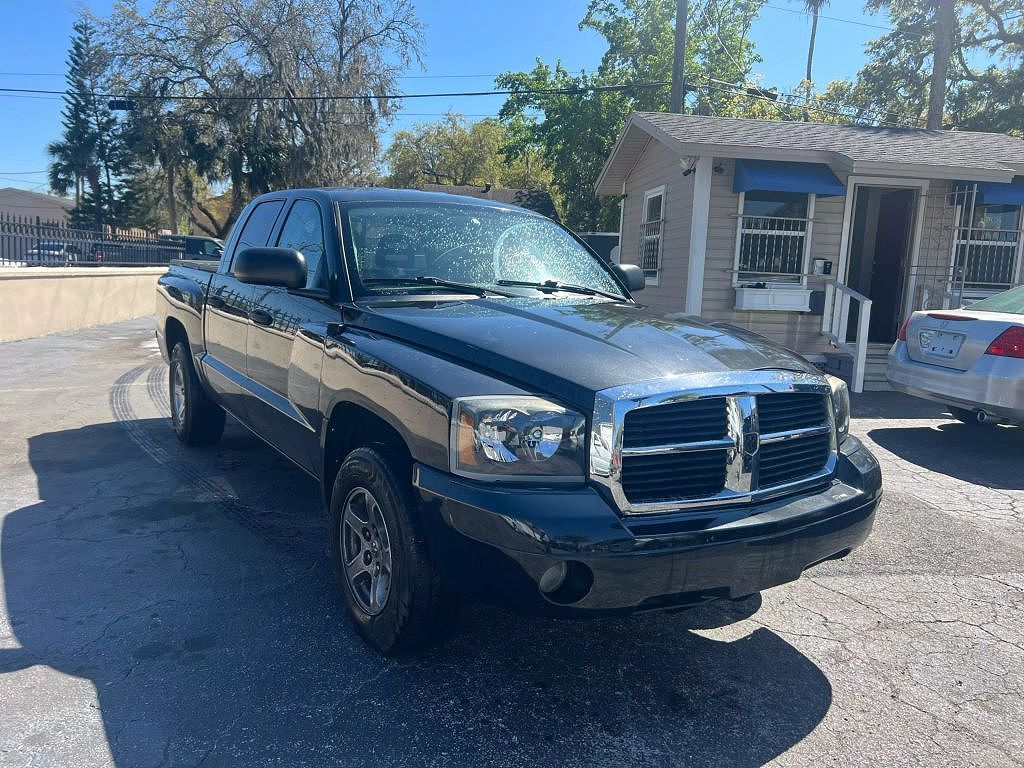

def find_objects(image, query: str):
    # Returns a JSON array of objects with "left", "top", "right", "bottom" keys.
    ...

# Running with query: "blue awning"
[
  {"left": 733, "top": 159, "right": 846, "bottom": 197},
  {"left": 954, "top": 177, "right": 1024, "bottom": 206}
]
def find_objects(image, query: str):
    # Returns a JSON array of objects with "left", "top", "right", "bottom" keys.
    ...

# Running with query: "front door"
[
  {"left": 246, "top": 198, "right": 340, "bottom": 473},
  {"left": 201, "top": 197, "right": 286, "bottom": 421},
  {"left": 844, "top": 186, "right": 918, "bottom": 343}
]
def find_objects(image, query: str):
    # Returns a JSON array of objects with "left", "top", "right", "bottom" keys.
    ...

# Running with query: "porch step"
[
  {"left": 862, "top": 348, "right": 893, "bottom": 390},
  {"left": 819, "top": 346, "right": 893, "bottom": 391}
]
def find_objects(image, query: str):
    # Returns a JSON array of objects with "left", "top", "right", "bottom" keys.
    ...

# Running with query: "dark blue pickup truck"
[{"left": 156, "top": 188, "right": 881, "bottom": 655}]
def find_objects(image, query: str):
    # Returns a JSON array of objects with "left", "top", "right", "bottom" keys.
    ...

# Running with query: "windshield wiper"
[
  {"left": 361, "top": 276, "right": 517, "bottom": 297},
  {"left": 495, "top": 278, "right": 623, "bottom": 301}
]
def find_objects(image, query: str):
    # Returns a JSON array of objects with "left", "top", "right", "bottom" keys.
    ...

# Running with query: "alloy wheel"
[
  {"left": 171, "top": 360, "right": 186, "bottom": 426},
  {"left": 340, "top": 486, "right": 393, "bottom": 616}
]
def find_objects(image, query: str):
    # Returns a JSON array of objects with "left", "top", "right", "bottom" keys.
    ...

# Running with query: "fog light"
[{"left": 538, "top": 562, "right": 568, "bottom": 594}]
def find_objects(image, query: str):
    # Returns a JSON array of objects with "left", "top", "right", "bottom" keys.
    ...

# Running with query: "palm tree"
[{"left": 802, "top": 0, "right": 829, "bottom": 119}]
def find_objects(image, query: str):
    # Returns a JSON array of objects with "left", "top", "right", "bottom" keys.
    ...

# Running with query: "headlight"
[
  {"left": 826, "top": 375, "right": 850, "bottom": 442},
  {"left": 451, "top": 396, "right": 586, "bottom": 482}
]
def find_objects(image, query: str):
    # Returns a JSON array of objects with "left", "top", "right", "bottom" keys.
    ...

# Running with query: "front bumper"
[
  {"left": 413, "top": 435, "right": 881, "bottom": 616},
  {"left": 886, "top": 341, "right": 1024, "bottom": 422}
]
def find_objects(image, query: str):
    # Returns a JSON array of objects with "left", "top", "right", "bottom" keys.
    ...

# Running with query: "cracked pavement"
[{"left": 1, "top": 318, "right": 1022, "bottom": 767}]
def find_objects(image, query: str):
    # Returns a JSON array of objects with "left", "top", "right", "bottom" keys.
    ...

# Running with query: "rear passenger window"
[
  {"left": 276, "top": 200, "right": 327, "bottom": 289},
  {"left": 233, "top": 200, "right": 285, "bottom": 262}
]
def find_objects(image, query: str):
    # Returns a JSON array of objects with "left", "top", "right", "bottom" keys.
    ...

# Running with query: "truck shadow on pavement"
[
  {"left": 867, "top": 421, "right": 1024, "bottom": 490},
  {"left": 2, "top": 419, "right": 832, "bottom": 767}
]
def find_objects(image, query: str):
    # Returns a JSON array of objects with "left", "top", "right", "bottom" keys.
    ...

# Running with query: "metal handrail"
[{"left": 822, "top": 281, "right": 872, "bottom": 393}]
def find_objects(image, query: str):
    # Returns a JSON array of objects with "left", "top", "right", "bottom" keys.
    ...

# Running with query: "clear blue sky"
[{"left": 0, "top": 0, "right": 891, "bottom": 194}]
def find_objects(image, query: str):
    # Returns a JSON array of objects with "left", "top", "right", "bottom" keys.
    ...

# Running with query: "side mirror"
[
  {"left": 234, "top": 247, "right": 306, "bottom": 288},
  {"left": 614, "top": 263, "right": 646, "bottom": 293}
]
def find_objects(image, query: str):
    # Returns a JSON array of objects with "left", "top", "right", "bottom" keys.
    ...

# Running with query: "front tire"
[
  {"left": 169, "top": 341, "right": 225, "bottom": 446},
  {"left": 329, "top": 447, "right": 459, "bottom": 655}
]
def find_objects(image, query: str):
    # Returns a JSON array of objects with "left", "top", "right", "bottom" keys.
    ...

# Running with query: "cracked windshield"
[{"left": 345, "top": 204, "right": 624, "bottom": 296}]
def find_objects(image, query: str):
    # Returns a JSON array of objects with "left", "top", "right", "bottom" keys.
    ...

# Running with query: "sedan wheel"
[{"left": 341, "top": 486, "right": 393, "bottom": 616}]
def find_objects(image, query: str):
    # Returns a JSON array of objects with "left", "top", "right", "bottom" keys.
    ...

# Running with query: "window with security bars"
[
  {"left": 640, "top": 188, "right": 664, "bottom": 279},
  {"left": 953, "top": 203, "right": 1022, "bottom": 293},
  {"left": 735, "top": 190, "right": 811, "bottom": 284}
]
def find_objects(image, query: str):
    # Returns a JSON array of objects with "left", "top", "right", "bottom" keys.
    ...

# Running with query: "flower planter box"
[{"left": 734, "top": 286, "right": 812, "bottom": 312}]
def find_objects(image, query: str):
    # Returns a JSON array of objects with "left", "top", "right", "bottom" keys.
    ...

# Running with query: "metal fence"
[{"left": 0, "top": 213, "right": 184, "bottom": 267}]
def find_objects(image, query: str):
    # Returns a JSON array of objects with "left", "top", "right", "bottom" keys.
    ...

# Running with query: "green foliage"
[
  {"left": 47, "top": 20, "right": 126, "bottom": 229},
  {"left": 847, "top": 0, "right": 1024, "bottom": 131},
  {"left": 98, "top": 0, "right": 423, "bottom": 235},
  {"left": 384, "top": 113, "right": 553, "bottom": 191},
  {"left": 498, "top": 0, "right": 764, "bottom": 230}
]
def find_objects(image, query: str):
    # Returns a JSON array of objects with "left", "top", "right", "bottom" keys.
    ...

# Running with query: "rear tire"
[
  {"left": 169, "top": 341, "right": 225, "bottom": 446},
  {"left": 329, "top": 447, "right": 459, "bottom": 655},
  {"left": 948, "top": 406, "right": 993, "bottom": 427}
]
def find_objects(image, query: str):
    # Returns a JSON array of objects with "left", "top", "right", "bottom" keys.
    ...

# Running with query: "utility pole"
[
  {"left": 927, "top": 0, "right": 954, "bottom": 130},
  {"left": 670, "top": 0, "right": 689, "bottom": 114}
]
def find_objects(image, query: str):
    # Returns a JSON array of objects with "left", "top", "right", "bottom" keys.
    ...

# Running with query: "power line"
[
  {"left": 761, "top": 3, "right": 926, "bottom": 38},
  {"left": 0, "top": 81, "right": 670, "bottom": 102},
  {"left": 697, "top": 78, "right": 923, "bottom": 129},
  {"left": 0, "top": 70, "right": 926, "bottom": 130}
]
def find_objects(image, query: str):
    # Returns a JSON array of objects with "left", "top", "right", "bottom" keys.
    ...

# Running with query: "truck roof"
[{"left": 254, "top": 187, "right": 545, "bottom": 215}]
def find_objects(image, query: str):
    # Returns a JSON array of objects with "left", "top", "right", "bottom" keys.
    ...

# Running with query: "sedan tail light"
[
  {"left": 984, "top": 326, "right": 1024, "bottom": 358},
  {"left": 897, "top": 316, "right": 911, "bottom": 341}
]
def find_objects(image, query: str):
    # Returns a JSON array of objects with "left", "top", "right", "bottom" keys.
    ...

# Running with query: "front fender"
[{"left": 319, "top": 327, "right": 530, "bottom": 472}]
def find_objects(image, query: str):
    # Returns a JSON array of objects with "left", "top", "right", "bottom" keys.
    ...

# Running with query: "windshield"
[
  {"left": 967, "top": 286, "right": 1024, "bottom": 315},
  {"left": 342, "top": 202, "right": 625, "bottom": 298}
]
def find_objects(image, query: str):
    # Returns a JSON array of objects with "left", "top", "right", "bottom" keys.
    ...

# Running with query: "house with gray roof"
[{"left": 597, "top": 113, "right": 1024, "bottom": 390}]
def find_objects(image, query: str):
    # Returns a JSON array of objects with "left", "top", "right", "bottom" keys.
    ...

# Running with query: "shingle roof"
[{"left": 596, "top": 113, "right": 1024, "bottom": 194}]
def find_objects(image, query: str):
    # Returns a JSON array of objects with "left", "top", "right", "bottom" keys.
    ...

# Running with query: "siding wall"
[
  {"left": 617, "top": 144, "right": 964, "bottom": 356},
  {"left": 618, "top": 139, "right": 694, "bottom": 311},
  {"left": 699, "top": 158, "right": 842, "bottom": 355}
]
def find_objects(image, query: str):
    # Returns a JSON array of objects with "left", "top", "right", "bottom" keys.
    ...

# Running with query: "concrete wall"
[{"left": 0, "top": 267, "right": 163, "bottom": 343}]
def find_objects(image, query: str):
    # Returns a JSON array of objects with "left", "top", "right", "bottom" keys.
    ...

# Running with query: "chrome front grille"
[
  {"left": 622, "top": 396, "right": 727, "bottom": 447},
  {"left": 758, "top": 432, "right": 831, "bottom": 487},
  {"left": 590, "top": 372, "right": 837, "bottom": 514},
  {"left": 620, "top": 447, "right": 730, "bottom": 503},
  {"left": 757, "top": 392, "right": 828, "bottom": 432}
]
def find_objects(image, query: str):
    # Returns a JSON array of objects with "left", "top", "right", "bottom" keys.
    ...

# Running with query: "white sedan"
[{"left": 887, "top": 286, "right": 1024, "bottom": 426}]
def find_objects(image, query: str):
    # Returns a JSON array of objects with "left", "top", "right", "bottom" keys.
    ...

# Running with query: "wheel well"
[
  {"left": 165, "top": 316, "right": 187, "bottom": 354},
  {"left": 322, "top": 402, "right": 413, "bottom": 505}
]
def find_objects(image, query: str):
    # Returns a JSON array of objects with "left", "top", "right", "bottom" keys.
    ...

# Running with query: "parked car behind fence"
[{"left": 0, "top": 212, "right": 186, "bottom": 267}]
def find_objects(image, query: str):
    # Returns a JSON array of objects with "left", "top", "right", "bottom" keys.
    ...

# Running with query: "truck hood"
[{"left": 351, "top": 297, "right": 818, "bottom": 406}]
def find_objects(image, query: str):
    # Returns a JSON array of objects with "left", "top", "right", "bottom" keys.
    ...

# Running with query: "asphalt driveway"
[{"left": 1, "top": 318, "right": 1022, "bottom": 767}]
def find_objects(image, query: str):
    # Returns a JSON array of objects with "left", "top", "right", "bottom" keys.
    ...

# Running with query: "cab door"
[
  {"left": 201, "top": 198, "right": 285, "bottom": 421},
  {"left": 246, "top": 197, "right": 341, "bottom": 472}
]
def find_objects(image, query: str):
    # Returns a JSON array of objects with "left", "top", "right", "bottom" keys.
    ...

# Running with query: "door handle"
[
  {"left": 208, "top": 295, "right": 225, "bottom": 309},
  {"left": 250, "top": 309, "right": 274, "bottom": 327}
]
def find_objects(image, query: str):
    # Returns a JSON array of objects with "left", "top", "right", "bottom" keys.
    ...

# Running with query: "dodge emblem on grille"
[{"left": 743, "top": 431, "right": 760, "bottom": 455}]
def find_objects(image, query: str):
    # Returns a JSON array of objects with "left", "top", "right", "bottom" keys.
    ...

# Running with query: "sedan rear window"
[{"left": 967, "top": 286, "right": 1024, "bottom": 315}]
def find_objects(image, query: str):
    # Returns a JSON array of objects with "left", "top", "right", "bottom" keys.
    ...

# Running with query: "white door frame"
[{"left": 832, "top": 175, "right": 929, "bottom": 333}]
